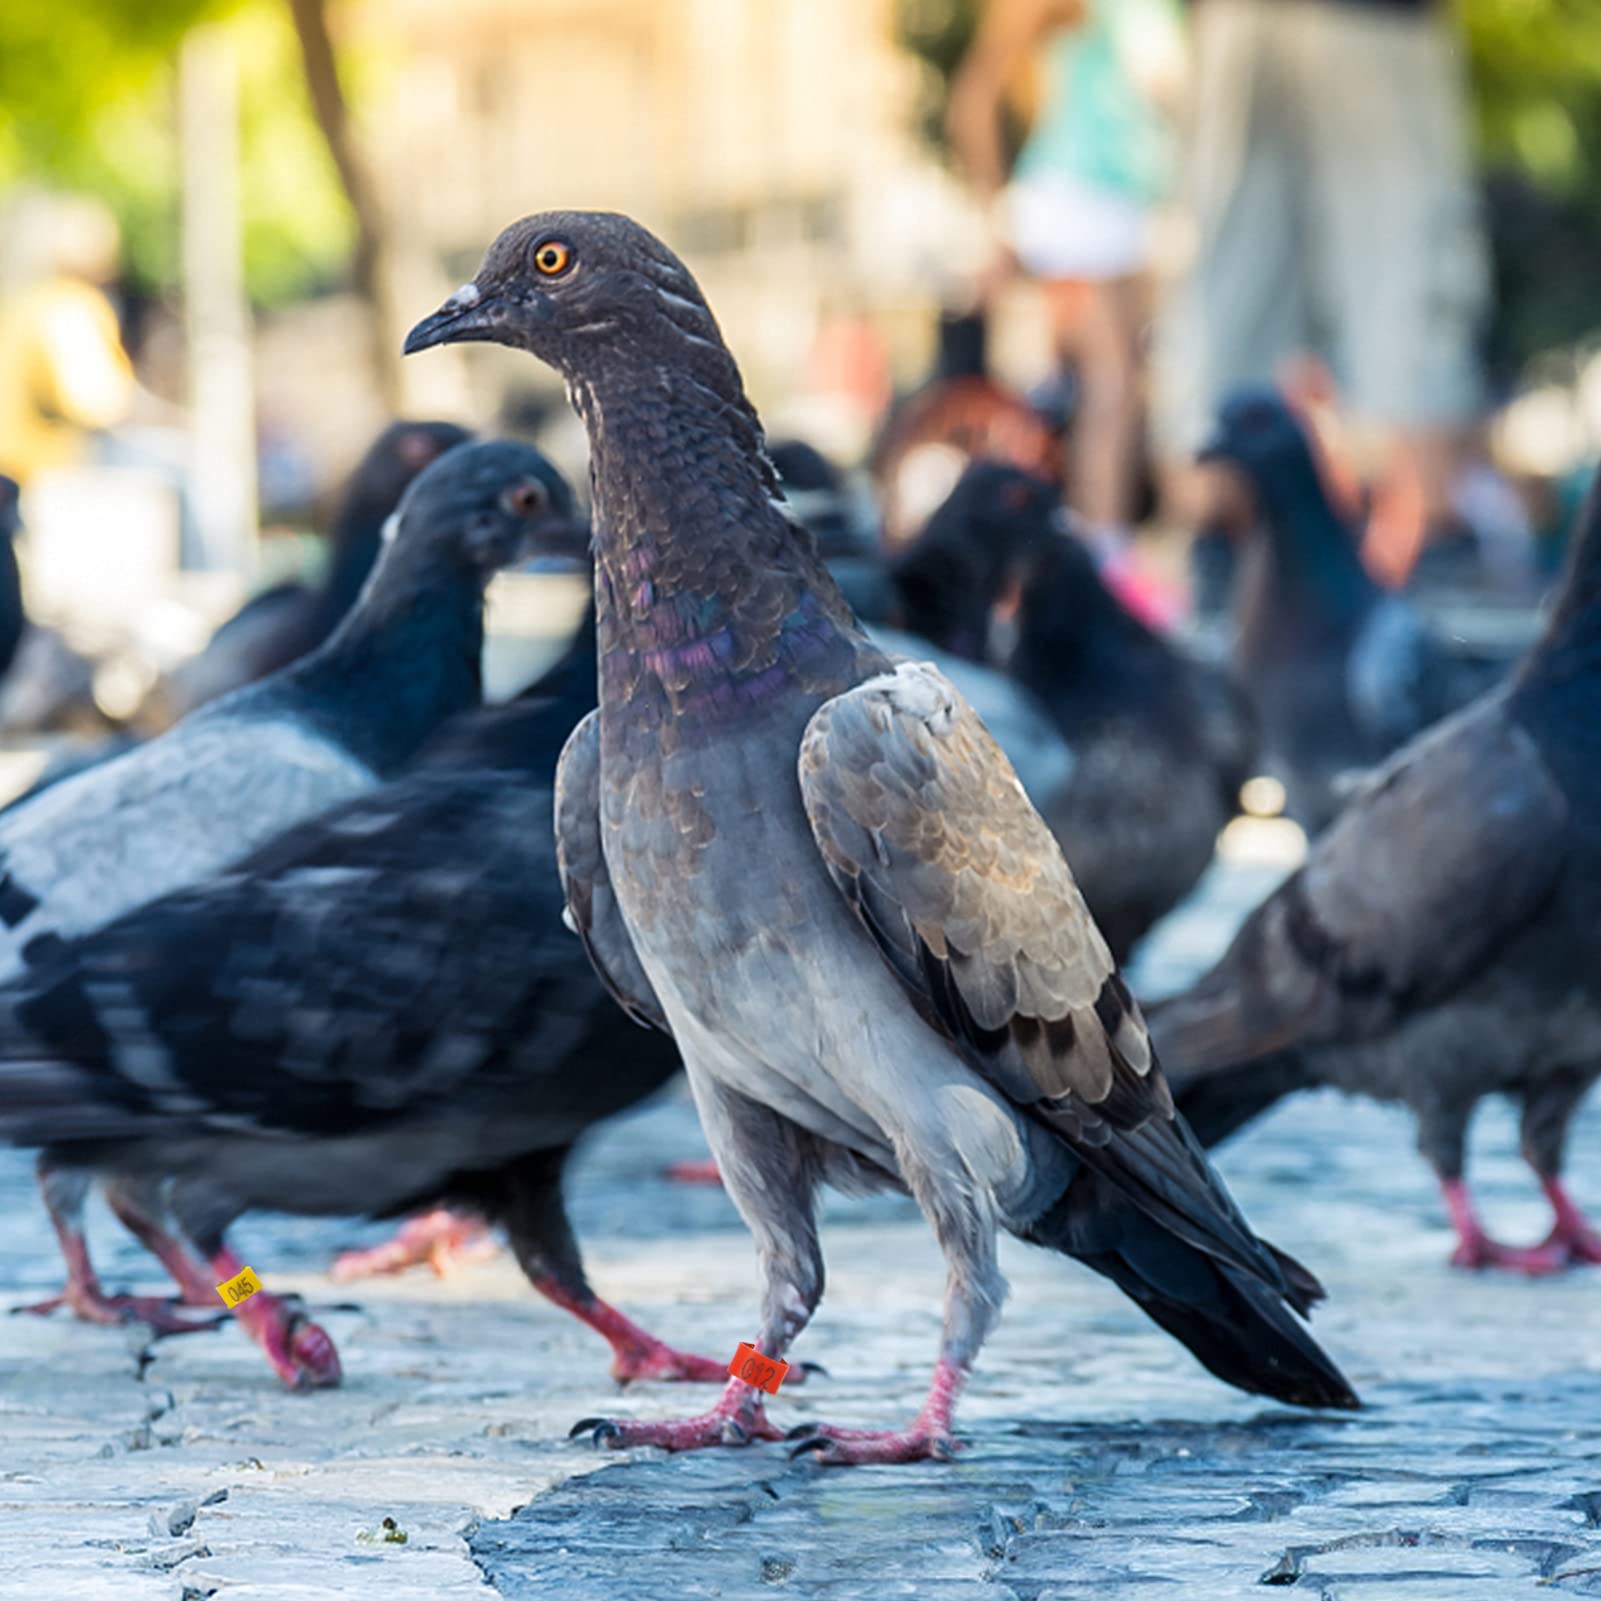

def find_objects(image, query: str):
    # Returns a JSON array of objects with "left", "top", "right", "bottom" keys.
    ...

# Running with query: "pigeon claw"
[
  {"left": 786, "top": 1423, "right": 961, "bottom": 1467},
  {"left": 13, "top": 1287, "right": 223, "bottom": 1337},
  {"left": 1449, "top": 1235, "right": 1569, "bottom": 1276},
  {"left": 570, "top": 1402, "right": 782, "bottom": 1452}
]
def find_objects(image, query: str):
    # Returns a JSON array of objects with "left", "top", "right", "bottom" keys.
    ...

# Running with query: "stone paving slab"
[{"left": 1, "top": 843, "right": 1599, "bottom": 1599}]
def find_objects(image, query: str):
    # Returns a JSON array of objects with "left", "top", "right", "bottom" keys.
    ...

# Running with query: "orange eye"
[{"left": 533, "top": 239, "right": 572, "bottom": 276}]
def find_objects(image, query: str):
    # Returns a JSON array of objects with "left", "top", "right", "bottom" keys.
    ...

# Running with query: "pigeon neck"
[
  {"left": 571, "top": 364, "right": 863, "bottom": 728},
  {"left": 1253, "top": 468, "right": 1375, "bottom": 624},
  {"left": 1516, "top": 484, "right": 1601, "bottom": 702},
  {"left": 284, "top": 538, "right": 485, "bottom": 773},
  {"left": 315, "top": 510, "right": 386, "bottom": 628},
  {"left": 1010, "top": 555, "right": 1168, "bottom": 720}
]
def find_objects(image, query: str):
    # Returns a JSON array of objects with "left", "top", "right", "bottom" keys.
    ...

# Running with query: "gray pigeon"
[
  {"left": 405, "top": 212, "right": 1356, "bottom": 1463},
  {"left": 1204, "top": 388, "right": 1493, "bottom": 833},
  {"left": 10, "top": 441, "right": 574, "bottom": 1347},
  {"left": 1150, "top": 469, "right": 1601, "bottom": 1273}
]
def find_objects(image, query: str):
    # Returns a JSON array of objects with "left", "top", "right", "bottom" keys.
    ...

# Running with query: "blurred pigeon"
[
  {"left": 0, "top": 618, "right": 727, "bottom": 1389},
  {"left": 8, "top": 441, "right": 574, "bottom": 1342},
  {"left": 1203, "top": 388, "right": 1491, "bottom": 832},
  {"left": 893, "top": 462, "right": 1256, "bottom": 960},
  {"left": 406, "top": 211, "right": 1356, "bottom": 1462},
  {"left": 163, "top": 420, "right": 472, "bottom": 717},
  {"left": 1151, "top": 469, "right": 1601, "bottom": 1272},
  {"left": 0, "top": 475, "right": 24, "bottom": 684},
  {"left": 769, "top": 439, "right": 892, "bottom": 624}
]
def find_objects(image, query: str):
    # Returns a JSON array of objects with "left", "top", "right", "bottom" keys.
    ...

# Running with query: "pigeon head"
[
  {"left": 403, "top": 212, "right": 728, "bottom": 381},
  {"left": 391, "top": 439, "right": 580, "bottom": 577},
  {"left": 890, "top": 461, "right": 1060, "bottom": 658},
  {"left": 343, "top": 420, "right": 474, "bottom": 531},
  {"left": 1197, "top": 387, "right": 1324, "bottom": 501},
  {"left": 0, "top": 476, "right": 19, "bottom": 542}
]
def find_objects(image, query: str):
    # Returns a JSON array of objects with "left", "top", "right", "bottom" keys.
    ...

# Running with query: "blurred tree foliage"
[
  {"left": 896, "top": 0, "right": 1601, "bottom": 372},
  {"left": 0, "top": 0, "right": 353, "bottom": 306}
]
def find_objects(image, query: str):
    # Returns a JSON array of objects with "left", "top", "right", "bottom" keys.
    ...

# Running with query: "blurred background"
[{"left": 0, "top": 0, "right": 1597, "bottom": 783}]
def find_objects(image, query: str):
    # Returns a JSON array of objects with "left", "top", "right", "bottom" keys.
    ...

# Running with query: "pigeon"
[
  {"left": 405, "top": 211, "right": 1356, "bottom": 1463},
  {"left": 0, "top": 616, "right": 727, "bottom": 1389},
  {"left": 163, "top": 420, "right": 472, "bottom": 718},
  {"left": 1149, "top": 466, "right": 1601, "bottom": 1273},
  {"left": 8, "top": 439, "right": 575, "bottom": 1338},
  {"left": 893, "top": 462, "right": 1256, "bottom": 960},
  {"left": 0, "top": 475, "right": 25, "bottom": 685},
  {"left": 1204, "top": 388, "right": 1490, "bottom": 832}
]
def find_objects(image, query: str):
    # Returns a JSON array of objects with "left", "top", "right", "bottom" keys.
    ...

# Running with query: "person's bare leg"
[{"left": 1051, "top": 275, "right": 1144, "bottom": 532}]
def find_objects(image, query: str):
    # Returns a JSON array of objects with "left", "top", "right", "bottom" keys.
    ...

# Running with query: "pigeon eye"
[
  {"left": 502, "top": 480, "right": 548, "bottom": 516},
  {"left": 533, "top": 240, "right": 572, "bottom": 277}
]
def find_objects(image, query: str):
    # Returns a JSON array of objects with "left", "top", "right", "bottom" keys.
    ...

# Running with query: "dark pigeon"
[
  {"left": 893, "top": 462, "right": 1256, "bottom": 961},
  {"left": 1149, "top": 466, "right": 1601, "bottom": 1273},
  {"left": 0, "top": 476, "right": 25, "bottom": 686},
  {"left": 7, "top": 440, "right": 575, "bottom": 1344},
  {"left": 405, "top": 211, "right": 1356, "bottom": 1463},
  {"left": 1204, "top": 388, "right": 1490, "bottom": 832},
  {"left": 768, "top": 439, "right": 892, "bottom": 625},
  {"left": 0, "top": 618, "right": 726, "bottom": 1389},
  {"left": 163, "top": 420, "right": 472, "bottom": 717}
]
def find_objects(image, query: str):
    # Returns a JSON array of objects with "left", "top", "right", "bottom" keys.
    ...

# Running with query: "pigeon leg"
[
  {"left": 1440, "top": 1178, "right": 1567, "bottom": 1274},
  {"left": 662, "top": 1158, "right": 722, "bottom": 1186},
  {"left": 205, "top": 1244, "right": 342, "bottom": 1389},
  {"left": 503, "top": 1148, "right": 725, "bottom": 1383},
  {"left": 14, "top": 1164, "right": 214, "bottom": 1335},
  {"left": 1538, "top": 1178, "right": 1601, "bottom": 1265},
  {"left": 329, "top": 1209, "right": 497, "bottom": 1281},
  {"left": 573, "top": 1080, "right": 823, "bottom": 1446},
  {"left": 788, "top": 1152, "right": 999, "bottom": 1466},
  {"left": 103, "top": 1177, "right": 227, "bottom": 1310}
]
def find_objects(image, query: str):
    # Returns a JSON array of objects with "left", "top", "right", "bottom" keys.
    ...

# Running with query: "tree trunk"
[{"left": 284, "top": 0, "right": 400, "bottom": 406}]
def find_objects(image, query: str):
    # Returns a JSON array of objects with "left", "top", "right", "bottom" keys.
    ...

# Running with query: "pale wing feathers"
[
  {"left": 798, "top": 660, "right": 1162, "bottom": 1131},
  {"left": 554, "top": 709, "right": 668, "bottom": 1031}
]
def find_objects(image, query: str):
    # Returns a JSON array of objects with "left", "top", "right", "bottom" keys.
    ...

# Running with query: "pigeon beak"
[
  {"left": 403, "top": 282, "right": 528, "bottom": 355},
  {"left": 523, "top": 515, "right": 592, "bottom": 567}
]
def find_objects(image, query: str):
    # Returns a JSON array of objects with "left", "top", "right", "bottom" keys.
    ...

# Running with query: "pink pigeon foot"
[
  {"left": 15, "top": 1223, "right": 220, "bottom": 1334},
  {"left": 662, "top": 1158, "right": 723, "bottom": 1186},
  {"left": 788, "top": 1356, "right": 966, "bottom": 1466},
  {"left": 210, "top": 1250, "right": 341, "bottom": 1389},
  {"left": 329, "top": 1209, "right": 496, "bottom": 1280},
  {"left": 572, "top": 1374, "right": 783, "bottom": 1451},
  {"left": 15, "top": 1284, "right": 221, "bottom": 1335},
  {"left": 1442, "top": 1178, "right": 1568, "bottom": 1275},
  {"left": 1539, "top": 1177, "right": 1601, "bottom": 1265},
  {"left": 526, "top": 1273, "right": 727, "bottom": 1383}
]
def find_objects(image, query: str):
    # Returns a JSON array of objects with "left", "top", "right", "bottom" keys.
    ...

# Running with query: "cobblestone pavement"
[{"left": 2, "top": 838, "right": 1600, "bottom": 1600}]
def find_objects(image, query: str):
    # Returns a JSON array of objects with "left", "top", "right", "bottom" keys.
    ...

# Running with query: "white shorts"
[{"left": 1005, "top": 170, "right": 1153, "bottom": 283}]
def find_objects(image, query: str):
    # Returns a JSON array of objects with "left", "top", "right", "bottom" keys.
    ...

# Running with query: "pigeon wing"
[
  {"left": 555, "top": 709, "right": 668, "bottom": 1031},
  {"left": 1154, "top": 698, "right": 1569, "bottom": 1071},
  {"left": 799, "top": 660, "right": 1283, "bottom": 1281}
]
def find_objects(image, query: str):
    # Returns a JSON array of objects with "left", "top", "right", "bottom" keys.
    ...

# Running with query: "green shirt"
[{"left": 1014, "top": 0, "right": 1181, "bottom": 205}]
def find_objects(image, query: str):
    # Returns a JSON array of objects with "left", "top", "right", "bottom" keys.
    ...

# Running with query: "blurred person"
[
  {"left": 0, "top": 197, "right": 134, "bottom": 486},
  {"left": 1154, "top": 0, "right": 1496, "bottom": 589},
  {"left": 947, "top": 0, "right": 1185, "bottom": 544}
]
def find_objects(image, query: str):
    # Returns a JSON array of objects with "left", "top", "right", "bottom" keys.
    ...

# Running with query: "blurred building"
[{"left": 345, "top": 0, "right": 975, "bottom": 457}]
